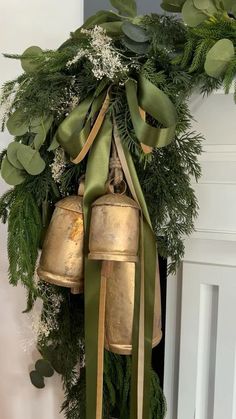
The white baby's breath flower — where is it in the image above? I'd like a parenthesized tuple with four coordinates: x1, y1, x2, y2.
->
(67, 26, 130, 81)
(50, 148, 66, 183)
(67, 49, 87, 67)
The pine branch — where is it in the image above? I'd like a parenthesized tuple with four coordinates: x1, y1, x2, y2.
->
(7, 187, 42, 308)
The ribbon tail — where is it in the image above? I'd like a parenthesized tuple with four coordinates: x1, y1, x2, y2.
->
(83, 117, 113, 419)
(113, 125, 157, 419)
(72, 92, 110, 164)
(96, 263, 108, 419)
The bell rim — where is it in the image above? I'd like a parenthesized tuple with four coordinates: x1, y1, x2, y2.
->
(91, 193, 140, 210)
(37, 267, 84, 290)
(88, 252, 138, 263)
(105, 333, 163, 356)
(55, 195, 83, 214)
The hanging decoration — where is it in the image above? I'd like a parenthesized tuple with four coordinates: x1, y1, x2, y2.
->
(1, 0, 236, 417)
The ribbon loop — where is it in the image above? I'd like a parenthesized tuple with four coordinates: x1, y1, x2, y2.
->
(56, 91, 109, 161)
(125, 75, 177, 149)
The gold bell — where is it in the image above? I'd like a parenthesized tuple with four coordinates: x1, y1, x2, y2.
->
(88, 193, 140, 262)
(104, 261, 162, 355)
(37, 195, 84, 294)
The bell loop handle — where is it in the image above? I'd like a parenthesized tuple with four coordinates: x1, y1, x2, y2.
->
(108, 141, 126, 193)
(106, 178, 127, 195)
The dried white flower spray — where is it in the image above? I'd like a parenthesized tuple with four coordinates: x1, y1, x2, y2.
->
(67, 26, 129, 81)
(50, 148, 66, 183)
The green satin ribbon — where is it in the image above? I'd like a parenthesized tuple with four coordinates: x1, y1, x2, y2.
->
(83, 116, 112, 419)
(56, 92, 106, 159)
(55, 75, 177, 419)
(125, 75, 177, 148)
(120, 144, 156, 419)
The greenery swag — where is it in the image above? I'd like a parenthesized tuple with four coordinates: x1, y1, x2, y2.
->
(1, 0, 236, 417)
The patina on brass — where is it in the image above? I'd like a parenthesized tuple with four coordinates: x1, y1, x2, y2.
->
(104, 261, 162, 355)
(37, 195, 84, 294)
(88, 193, 140, 262)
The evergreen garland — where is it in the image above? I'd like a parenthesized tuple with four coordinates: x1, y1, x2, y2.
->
(1, 0, 236, 417)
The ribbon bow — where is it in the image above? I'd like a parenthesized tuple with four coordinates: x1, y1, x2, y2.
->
(55, 75, 177, 419)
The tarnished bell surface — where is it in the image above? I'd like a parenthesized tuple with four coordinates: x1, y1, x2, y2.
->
(88, 194, 140, 262)
(104, 262, 162, 355)
(37, 196, 84, 293)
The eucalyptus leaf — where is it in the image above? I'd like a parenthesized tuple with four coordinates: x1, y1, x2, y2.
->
(74, 10, 121, 35)
(1, 156, 26, 186)
(221, 0, 236, 15)
(110, 0, 137, 17)
(40, 347, 64, 375)
(35, 359, 54, 378)
(122, 21, 149, 43)
(31, 115, 53, 134)
(48, 134, 60, 151)
(222, 0, 234, 10)
(161, 0, 185, 10)
(31, 116, 53, 150)
(161, 2, 183, 12)
(21, 46, 43, 73)
(17, 145, 46, 175)
(232, 3, 236, 14)
(123, 36, 150, 55)
(204, 38, 235, 78)
(7, 142, 24, 169)
(33, 129, 47, 151)
(6, 109, 28, 136)
(99, 21, 123, 35)
(193, 0, 218, 13)
(30, 371, 45, 389)
(182, 0, 208, 27)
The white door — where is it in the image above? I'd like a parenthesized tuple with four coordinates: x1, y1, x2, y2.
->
(164, 91, 236, 419)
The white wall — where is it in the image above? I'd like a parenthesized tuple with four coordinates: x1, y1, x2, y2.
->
(0, 2, 83, 418)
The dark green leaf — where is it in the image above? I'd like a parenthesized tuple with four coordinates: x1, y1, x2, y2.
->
(73, 10, 121, 36)
(1, 157, 26, 186)
(30, 370, 45, 389)
(123, 36, 150, 54)
(122, 21, 150, 42)
(35, 359, 54, 378)
(161, 2, 183, 12)
(110, 0, 137, 17)
(48, 134, 60, 151)
(160, 0, 185, 10)
(99, 21, 123, 35)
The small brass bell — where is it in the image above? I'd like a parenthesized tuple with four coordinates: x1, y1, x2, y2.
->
(104, 261, 162, 355)
(37, 195, 84, 294)
(88, 193, 140, 262)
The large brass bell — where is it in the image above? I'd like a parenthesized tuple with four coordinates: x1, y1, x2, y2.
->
(88, 193, 140, 262)
(104, 261, 162, 355)
(37, 195, 84, 294)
